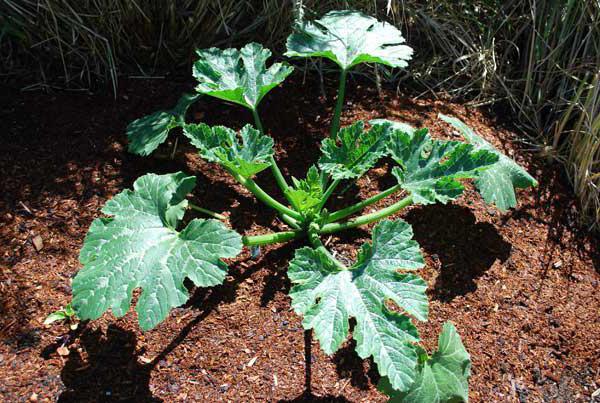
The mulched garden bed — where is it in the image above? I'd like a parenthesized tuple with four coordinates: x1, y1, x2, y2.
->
(1, 75, 598, 402)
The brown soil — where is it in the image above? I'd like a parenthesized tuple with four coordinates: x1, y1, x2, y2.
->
(1, 75, 599, 402)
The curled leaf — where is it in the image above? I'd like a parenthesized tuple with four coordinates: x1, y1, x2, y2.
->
(388, 129, 498, 204)
(127, 93, 200, 156)
(438, 114, 538, 211)
(379, 322, 471, 403)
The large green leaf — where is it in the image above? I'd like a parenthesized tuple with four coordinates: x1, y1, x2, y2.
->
(370, 118, 416, 138)
(127, 93, 200, 156)
(288, 219, 427, 391)
(285, 10, 412, 71)
(438, 114, 538, 211)
(379, 322, 471, 403)
(183, 123, 274, 178)
(319, 121, 390, 180)
(388, 129, 499, 205)
(285, 165, 324, 215)
(72, 172, 242, 330)
(193, 42, 293, 110)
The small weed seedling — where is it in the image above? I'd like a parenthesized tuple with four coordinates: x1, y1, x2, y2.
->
(66, 10, 537, 402)
(44, 303, 78, 330)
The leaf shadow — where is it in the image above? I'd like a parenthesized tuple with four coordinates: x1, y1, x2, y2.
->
(277, 330, 351, 403)
(498, 162, 600, 289)
(405, 203, 512, 301)
(58, 324, 159, 402)
(228, 193, 280, 234)
(279, 392, 351, 402)
(257, 241, 304, 307)
(54, 244, 296, 402)
(176, 155, 283, 233)
(332, 336, 380, 391)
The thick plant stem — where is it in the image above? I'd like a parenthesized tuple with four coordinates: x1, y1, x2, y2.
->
(319, 196, 413, 234)
(316, 178, 341, 212)
(228, 168, 302, 221)
(281, 213, 302, 230)
(252, 108, 290, 194)
(307, 224, 347, 270)
(329, 69, 348, 138)
(188, 203, 226, 220)
(243, 230, 303, 246)
(326, 184, 402, 223)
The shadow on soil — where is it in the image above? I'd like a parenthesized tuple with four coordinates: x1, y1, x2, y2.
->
(278, 330, 351, 403)
(58, 325, 158, 402)
(12, 75, 600, 401)
(405, 203, 512, 301)
(56, 242, 304, 401)
(502, 162, 600, 283)
(333, 337, 379, 391)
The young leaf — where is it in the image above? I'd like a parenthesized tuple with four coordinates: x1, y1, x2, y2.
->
(127, 93, 200, 156)
(285, 165, 324, 215)
(438, 114, 538, 211)
(388, 129, 499, 204)
(193, 43, 293, 110)
(379, 322, 471, 403)
(285, 10, 413, 71)
(319, 121, 390, 180)
(44, 310, 69, 325)
(183, 123, 274, 179)
(72, 172, 242, 331)
(44, 302, 77, 325)
(64, 303, 76, 317)
(288, 219, 427, 391)
(370, 119, 416, 137)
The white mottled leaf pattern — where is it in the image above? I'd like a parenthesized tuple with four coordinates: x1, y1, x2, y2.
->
(379, 322, 471, 402)
(286, 10, 412, 71)
(439, 114, 537, 211)
(388, 128, 498, 204)
(193, 43, 293, 110)
(370, 118, 416, 137)
(73, 172, 242, 330)
(288, 219, 427, 391)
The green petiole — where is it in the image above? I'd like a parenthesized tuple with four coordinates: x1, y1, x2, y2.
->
(325, 184, 402, 223)
(252, 108, 291, 195)
(315, 178, 341, 212)
(330, 69, 348, 138)
(319, 195, 413, 234)
(307, 224, 347, 270)
(243, 230, 303, 246)
(228, 168, 302, 221)
(188, 203, 226, 220)
(320, 69, 348, 185)
(280, 213, 302, 229)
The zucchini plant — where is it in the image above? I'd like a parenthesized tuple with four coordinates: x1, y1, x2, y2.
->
(68, 10, 537, 402)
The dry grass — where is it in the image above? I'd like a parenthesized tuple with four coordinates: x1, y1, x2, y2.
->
(1, 0, 599, 228)
(0, 1, 296, 92)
